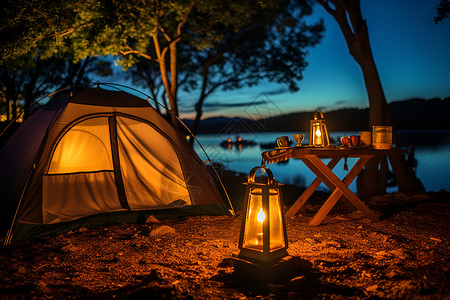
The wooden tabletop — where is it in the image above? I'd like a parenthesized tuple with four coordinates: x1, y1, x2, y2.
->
(284, 147, 407, 158)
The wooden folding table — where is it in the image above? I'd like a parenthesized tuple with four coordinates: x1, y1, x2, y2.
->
(261, 147, 408, 225)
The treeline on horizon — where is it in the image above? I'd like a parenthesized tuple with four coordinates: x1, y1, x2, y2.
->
(184, 97, 450, 134)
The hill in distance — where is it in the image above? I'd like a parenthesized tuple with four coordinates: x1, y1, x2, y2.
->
(185, 97, 450, 134)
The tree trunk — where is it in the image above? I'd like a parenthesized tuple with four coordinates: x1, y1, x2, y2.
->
(157, 50, 178, 126)
(191, 102, 203, 143)
(190, 65, 211, 144)
(348, 12, 424, 196)
(317, 0, 425, 197)
(6, 98, 11, 122)
(350, 21, 389, 196)
(6, 74, 18, 122)
(152, 33, 179, 127)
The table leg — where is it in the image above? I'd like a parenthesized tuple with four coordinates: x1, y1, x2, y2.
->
(303, 155, 379, 223)
(301, 157, 356, 215)
(308, 156, 373, 225)
(285, 157, 341, 217)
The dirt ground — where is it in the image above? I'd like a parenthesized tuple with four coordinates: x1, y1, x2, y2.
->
(0, 187, 449, 299)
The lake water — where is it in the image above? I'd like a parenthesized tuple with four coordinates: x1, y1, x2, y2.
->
(193, 130, 450, 193)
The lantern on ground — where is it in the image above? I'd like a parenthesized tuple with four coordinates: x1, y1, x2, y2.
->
(238, 167, 288, 263)
(309, 110, 330, 147)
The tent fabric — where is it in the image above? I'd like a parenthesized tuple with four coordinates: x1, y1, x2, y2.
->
(48, 117, 114, 173)
(10, 202, 228, 242)
(0, 86, 229, 243)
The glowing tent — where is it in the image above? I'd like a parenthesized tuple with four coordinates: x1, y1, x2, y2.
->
(0, 86, 230, 243)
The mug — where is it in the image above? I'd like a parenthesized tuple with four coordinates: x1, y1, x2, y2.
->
(350, 135, 360, 148)
(277, 136, 290, 147)
(359, 131, 371, 147)
(341, 136, 350, 148)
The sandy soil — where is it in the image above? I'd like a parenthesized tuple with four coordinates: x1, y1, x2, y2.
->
(0, 188, 449, 299)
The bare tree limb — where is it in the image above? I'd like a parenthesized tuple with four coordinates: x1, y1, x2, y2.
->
(177, 2, 194, 37)
(119, 44, 154, 61)
(24, 0, 57, 38)
(316, 0, 335, 15)
(33, 22, 94, 44)
(316, 0, 355, 54)
(159, 27, 172, 43)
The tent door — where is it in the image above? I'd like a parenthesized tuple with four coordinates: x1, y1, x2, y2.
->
(43, 117, 122, 223)
(42, 114, 192, 224)
(115, 116, 191, 209)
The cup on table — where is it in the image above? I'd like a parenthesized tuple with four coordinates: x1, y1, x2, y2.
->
(350, 135, 360, 148)
(293, 134, 304, 147)
(277, 136, 290, 147)
(341, 136, 350, 148)
(372, 126, 393, 149)
(359, 131, 371, 147)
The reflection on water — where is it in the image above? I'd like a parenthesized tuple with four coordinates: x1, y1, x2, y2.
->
(194, 130, 450, 192)
(398, 130, 450, 149)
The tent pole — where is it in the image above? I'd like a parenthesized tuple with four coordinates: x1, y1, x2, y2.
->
(3, 90, 70, 245)
(4, 163, 35, 245)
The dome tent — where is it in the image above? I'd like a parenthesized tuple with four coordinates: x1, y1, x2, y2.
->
(0, 85, 230, 243)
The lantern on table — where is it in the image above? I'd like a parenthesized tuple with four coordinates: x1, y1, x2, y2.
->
(309, 110, 330, 147)
(238, 166, 288, 263)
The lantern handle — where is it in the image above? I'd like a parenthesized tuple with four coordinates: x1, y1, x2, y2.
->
(247, 166, 274, 185)
(314, 110, 324, 120)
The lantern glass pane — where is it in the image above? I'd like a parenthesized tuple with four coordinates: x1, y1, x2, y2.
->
(269, 189, 285, 251)
(242, 188, 285, 252)
(312, 123, 323, 146)
(243, 188, 264, 251)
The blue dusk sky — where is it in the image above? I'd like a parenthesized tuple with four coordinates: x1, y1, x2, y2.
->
(173, 0, 450, 119)
(109, 0, 450, 120)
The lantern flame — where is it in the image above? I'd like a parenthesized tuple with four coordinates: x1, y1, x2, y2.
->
(257, 208, 265, 223)
(316, 128, 322, 137)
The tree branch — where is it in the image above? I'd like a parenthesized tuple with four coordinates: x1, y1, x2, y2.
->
(152, 31, 173, 115)
(119, 44, 154, 61)
(316, 0, 355, 52)
(34, 22, 94, 43)
(316, 0, 335, 15)
(340, 0, 365, 36)
(177, 2, 194, 37)
(159, 27, 172, 42)
(24, 0, 57, 38)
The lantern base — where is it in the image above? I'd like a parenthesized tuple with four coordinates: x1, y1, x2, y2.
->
(233, 255, 309, 283)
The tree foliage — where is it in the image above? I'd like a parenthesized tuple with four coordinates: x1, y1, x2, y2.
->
(0, 54, 112, 122)
(124, 57, 168, 115)
(435, 0, 449, 23)
(2, 0, 261, 124)
(125, 0, 323, 134)
(1, 0, 321, 126)
(181, 0, 324, 134)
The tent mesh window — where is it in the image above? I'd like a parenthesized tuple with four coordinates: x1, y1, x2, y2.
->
(48, 117, 113, 174)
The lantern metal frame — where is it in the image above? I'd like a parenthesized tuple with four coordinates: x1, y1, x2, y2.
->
(238, 166, 288, 263)
(309, 110, 330, 147)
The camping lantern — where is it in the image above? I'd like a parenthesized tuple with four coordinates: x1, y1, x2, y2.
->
(309, 110, 330, 147)
(238, 167, 288, 263)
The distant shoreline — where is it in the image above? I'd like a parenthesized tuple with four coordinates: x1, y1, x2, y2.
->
(182, 97, 450, 134)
